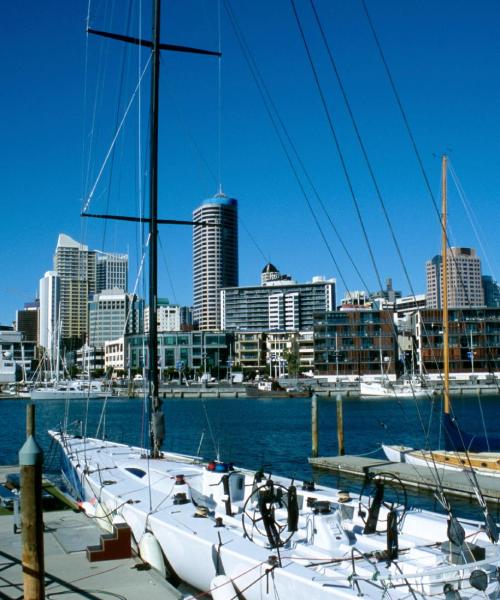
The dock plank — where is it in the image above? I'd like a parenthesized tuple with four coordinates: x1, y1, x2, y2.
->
(0, 510, 185, 599)
(309, 455, 500, 504)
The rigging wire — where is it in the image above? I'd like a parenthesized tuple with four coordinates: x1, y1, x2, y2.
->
(217, 0, 223, 193)
(291, 3, 441, 465)
(290, 0, 384, 295)
(158, 233, 178, 305)
(101, 0, 134, 250)
(360, 0, 499, 485)
(307, 0, 444, 400)
(223, 1, 361, 295)
(82, 55, 152, 214)
(448, 160, 497, 279)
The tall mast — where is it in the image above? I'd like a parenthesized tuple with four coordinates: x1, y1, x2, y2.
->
(441, 155, 450, 415)
(149, 0, 164, 457)
(83, 0, 220, 459)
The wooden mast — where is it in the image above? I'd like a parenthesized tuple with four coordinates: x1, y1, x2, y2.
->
(441, 155, 450, 415)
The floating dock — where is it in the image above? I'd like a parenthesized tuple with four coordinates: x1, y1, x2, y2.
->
(309, 455, 500, 506)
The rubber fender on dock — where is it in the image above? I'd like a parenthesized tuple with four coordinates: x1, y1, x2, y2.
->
(139, 531, 167, 578)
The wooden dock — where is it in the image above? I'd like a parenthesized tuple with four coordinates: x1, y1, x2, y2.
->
(309, 455, 500, 505)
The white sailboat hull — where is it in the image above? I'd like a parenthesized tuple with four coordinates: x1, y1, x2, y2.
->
(52, 431, 500, 599)
(360, 381, 430, 398)
(382, 444, 500, 478)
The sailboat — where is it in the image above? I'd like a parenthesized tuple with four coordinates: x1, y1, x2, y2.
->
(49, 7, 500, 599)
(383, 156, 500, 477)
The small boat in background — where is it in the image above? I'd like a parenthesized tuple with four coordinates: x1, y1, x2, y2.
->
(360, 377, 431, 398)
(30, 379, 105, 400)
(245, 379, 311, 397)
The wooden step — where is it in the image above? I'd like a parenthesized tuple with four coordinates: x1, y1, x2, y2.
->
(86, 523, 132, 562)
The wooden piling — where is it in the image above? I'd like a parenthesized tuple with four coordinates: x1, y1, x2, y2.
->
(311, 393, 318, 458)
(19, 404, 45, 600)
(336, 393, 345, 456)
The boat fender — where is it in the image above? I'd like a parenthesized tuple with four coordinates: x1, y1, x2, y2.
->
(138, 531, 167, 578)
(287, 485, 299, 532)
(210, 575, 237, 600)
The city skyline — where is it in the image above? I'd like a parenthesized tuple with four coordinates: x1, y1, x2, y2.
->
(2, 1, 500, 325)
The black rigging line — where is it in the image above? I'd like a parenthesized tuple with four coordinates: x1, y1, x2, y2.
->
(307, 0, 442, 450)
(310, 0, 417, 305)
(361, 0, 474, 315)
(364, 0, 499, 389)
(223, 1, 366, 295)
(291, 2, 440, 461)
(102, 1, 134, 251)
(290, 0, 384, 296)
(361, 2, 498, 515)
(158, 233, 178, 305)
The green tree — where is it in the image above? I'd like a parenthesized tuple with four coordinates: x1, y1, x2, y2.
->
(283, 339, 300, 377)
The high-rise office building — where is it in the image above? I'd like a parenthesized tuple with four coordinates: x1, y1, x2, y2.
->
(54, 234, 96, 346)
(88, 288, 143, 349)
(426, 247, 484, 308)
(482, 275, 500, 307)
(39, 270, 61, 360)
(193, 194, 238, 330)
(96, 252, 128, 293)
(16, 300, 39, 343)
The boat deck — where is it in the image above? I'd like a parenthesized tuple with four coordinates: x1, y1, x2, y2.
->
(309, 455, 500, 506)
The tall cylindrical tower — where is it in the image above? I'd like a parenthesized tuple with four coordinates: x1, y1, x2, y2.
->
(193, 194, 238, 330)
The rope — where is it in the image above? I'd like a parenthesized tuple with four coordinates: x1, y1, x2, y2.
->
(82, 55, 151, 214)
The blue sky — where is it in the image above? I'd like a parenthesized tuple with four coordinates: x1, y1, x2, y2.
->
(2, 0, 500, 325)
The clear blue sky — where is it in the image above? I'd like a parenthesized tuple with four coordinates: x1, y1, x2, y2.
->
(2, 0, 499, 325)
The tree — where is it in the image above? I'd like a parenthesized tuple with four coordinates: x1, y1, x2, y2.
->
(283, 339, 300, 377)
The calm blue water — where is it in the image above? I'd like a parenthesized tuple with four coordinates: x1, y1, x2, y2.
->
(1, 394, 499, 519)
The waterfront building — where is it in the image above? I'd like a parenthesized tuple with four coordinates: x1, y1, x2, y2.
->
(126, 331, 231, 377)
(88, 288, 143, 349)
(16, 300, 39, 343)
(96, 252, 128, 293)
(104, 337, 125, 373)
(233, 330, 314, 376)
(482, 275, 500, 308)
(0, 330, 36, 381)
(414, 307, 500, 377)
(38, 270, 61, 362)
(234, 332, 267, 374)
(193, 194, 238, 330)
(340, 290, 371, 309)
(76, 344, 105, 374)
(144, 299, 181, 332)
(54, 234, 96, 347)
(426, 247, 484, 309)
(394, 294, 427, 317)
(221, 275, 335, 332)
(313, 309, 397, 377)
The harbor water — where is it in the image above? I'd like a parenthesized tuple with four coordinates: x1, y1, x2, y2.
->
(1, 394, 499, 519)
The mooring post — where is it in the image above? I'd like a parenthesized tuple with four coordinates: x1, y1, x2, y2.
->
(19, 403, 45, 599)
(336, 393, 345, 456)
(311, 393, 318, 458)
